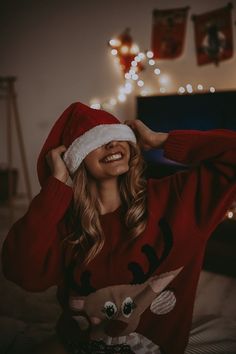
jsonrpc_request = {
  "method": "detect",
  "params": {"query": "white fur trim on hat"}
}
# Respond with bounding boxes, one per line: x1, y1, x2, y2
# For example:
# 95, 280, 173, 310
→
63, 124, 136, 174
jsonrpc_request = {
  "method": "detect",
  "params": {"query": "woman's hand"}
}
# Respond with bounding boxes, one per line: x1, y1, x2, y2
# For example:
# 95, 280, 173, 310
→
125, 119, 169, 150
46, 145, 70, 184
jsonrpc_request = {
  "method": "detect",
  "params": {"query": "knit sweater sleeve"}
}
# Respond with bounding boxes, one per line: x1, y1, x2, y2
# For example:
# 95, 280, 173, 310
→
163, 129, 236, 237
2, 176, 73, 291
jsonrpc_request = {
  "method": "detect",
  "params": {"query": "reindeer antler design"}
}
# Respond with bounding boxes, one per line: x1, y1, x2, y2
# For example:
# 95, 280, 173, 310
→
66, 262, 96, 295
128, 218, 173, 284
66, 218, 173, 293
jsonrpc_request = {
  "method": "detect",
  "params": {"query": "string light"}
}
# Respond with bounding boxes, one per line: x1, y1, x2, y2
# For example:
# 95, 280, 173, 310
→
146, 51, 154, 58
109, 39, 121, 47
90, 102, 101, 109
120, 45, 129, 54
130, 44, 139, 54
138, 52, 146, 60
178, 87, 185, 94
137, 80, 144, 87
154, 68, 161, 75
104, 31, 167, 107
160, 87, 166, 93
111, 49, 118, 56
148, 59, 155, 66
124, 82, 133, 94
118, 93, 126, 102
225, 201, 236, 220
129, 68, 136, 75
90, 32, 220, 111
109, 98, 117, 106
140, 87, 152, 96
125, 73, 131, 80
119, 86, 125, 94
159, 74, 170, 86
186, 84, 193, 93
131, 73, 139, 81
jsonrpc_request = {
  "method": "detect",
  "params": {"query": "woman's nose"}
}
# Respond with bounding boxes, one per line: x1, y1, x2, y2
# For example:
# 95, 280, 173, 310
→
105, 140, 118, 149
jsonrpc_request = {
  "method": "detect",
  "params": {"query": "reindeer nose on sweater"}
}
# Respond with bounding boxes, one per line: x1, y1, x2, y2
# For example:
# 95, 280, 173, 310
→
105, 319, 128, 336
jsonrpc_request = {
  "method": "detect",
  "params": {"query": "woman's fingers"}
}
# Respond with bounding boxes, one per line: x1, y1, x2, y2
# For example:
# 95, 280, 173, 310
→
46, 145, 66, 163
47, 145, 66, 158
125, 119, 144, 130
125, 121, 169, 150
46, 145, 70, 183
125, 120, 156, 150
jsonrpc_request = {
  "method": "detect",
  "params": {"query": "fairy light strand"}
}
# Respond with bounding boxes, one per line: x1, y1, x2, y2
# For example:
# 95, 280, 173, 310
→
90, 30, 220, 108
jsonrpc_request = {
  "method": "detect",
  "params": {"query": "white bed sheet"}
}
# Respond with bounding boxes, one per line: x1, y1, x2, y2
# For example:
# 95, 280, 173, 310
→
186, 271, 236, 354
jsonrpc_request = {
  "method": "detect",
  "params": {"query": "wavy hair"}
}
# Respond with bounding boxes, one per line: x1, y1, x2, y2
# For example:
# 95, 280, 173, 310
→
65, 143, 147, 266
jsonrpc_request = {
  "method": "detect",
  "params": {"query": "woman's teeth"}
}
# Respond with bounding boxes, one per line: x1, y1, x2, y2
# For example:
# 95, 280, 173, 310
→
103, 153, 123, 163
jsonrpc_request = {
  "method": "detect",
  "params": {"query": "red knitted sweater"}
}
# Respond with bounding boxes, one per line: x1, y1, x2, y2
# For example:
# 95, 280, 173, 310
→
2, 130, 236, 354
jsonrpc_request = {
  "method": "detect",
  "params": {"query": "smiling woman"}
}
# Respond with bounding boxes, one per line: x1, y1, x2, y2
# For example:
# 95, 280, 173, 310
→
69, 136, 147, 270
2, 102, 236, 354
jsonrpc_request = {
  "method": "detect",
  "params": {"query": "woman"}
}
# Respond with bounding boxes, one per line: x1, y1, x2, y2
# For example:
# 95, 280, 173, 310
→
2, 102, 236, 354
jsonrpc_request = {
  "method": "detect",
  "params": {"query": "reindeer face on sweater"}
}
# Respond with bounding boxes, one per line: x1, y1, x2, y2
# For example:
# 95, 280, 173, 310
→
69, 267, 182, 340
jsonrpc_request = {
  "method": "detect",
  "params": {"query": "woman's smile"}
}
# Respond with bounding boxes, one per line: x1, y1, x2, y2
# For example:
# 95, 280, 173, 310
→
101, 152, 124, 163
84, 141, 131, 179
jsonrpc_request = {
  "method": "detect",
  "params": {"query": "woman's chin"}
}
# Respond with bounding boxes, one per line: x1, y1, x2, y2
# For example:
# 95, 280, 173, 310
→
106, 164, 130, 177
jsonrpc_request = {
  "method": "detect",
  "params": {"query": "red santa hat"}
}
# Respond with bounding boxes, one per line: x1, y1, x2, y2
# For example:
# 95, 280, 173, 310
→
37, 102, 136, 186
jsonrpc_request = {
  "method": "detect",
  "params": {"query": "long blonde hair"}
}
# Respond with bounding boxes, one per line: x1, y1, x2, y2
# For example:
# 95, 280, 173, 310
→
65, 143, 147, 266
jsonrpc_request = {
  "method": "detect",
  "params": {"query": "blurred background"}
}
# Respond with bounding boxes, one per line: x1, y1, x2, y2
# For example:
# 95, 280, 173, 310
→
0, 1, 236, 353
